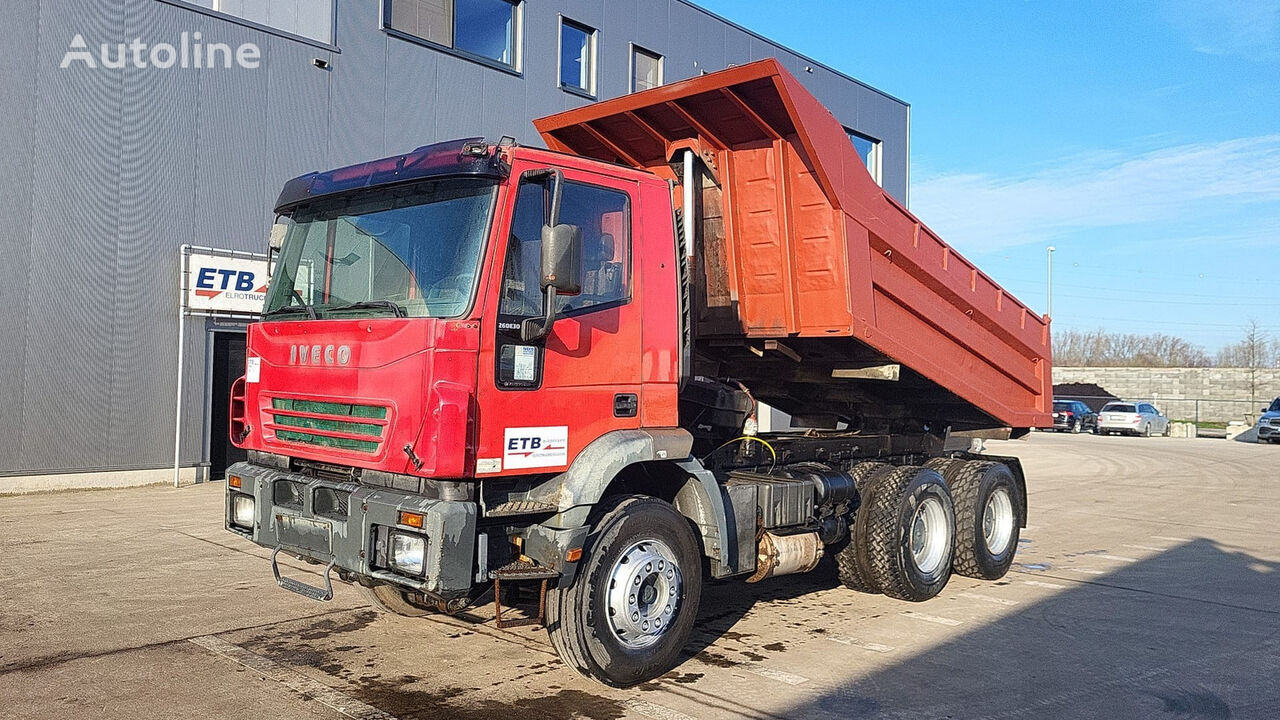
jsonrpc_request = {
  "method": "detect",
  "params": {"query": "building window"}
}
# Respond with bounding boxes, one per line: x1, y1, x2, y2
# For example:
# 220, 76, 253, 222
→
189, 0, 335, 44
387, 0, 521, 70
631, 45, 662, 93
559, 18, 596, 96
846, 128, 882, 185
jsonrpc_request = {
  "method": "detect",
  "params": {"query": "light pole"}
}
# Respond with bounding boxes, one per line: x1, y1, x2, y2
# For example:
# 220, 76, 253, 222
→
1046, 246, 1056, 319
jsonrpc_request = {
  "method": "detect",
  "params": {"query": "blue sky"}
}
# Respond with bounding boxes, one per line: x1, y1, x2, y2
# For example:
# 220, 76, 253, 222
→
698, 0, 1280, 353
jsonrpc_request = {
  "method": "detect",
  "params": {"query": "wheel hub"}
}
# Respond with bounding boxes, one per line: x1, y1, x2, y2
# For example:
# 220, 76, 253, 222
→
983, 487, 1015, 555
909, 497, 949, 575
605, 539, 682, 649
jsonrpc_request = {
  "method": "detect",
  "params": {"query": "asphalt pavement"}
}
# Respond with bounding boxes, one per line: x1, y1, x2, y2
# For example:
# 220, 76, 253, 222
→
2, 432, 1278, 719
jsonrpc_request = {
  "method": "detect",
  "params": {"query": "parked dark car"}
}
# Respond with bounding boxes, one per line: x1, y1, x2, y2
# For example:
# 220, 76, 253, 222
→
1257, 397, 1280, 444
1052, 400, 1098, 433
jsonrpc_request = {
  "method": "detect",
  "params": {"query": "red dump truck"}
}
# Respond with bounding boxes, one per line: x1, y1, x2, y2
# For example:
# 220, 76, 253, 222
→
224, 59, 1052, 686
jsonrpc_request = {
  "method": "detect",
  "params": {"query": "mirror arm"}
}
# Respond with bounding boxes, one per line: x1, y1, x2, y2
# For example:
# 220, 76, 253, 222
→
520, 286, 559, 343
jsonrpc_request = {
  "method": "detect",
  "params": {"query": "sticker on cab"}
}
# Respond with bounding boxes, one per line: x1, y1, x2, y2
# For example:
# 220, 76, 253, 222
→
246, 357, 261, 383
513, 346, 537, 382
503, 426, 568, 469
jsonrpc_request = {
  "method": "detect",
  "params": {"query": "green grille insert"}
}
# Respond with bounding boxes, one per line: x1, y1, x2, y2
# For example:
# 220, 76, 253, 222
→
276, 430, 380, 453
273, 413, 382, 437
269, 397, 388, 453
272, 398, 387, 420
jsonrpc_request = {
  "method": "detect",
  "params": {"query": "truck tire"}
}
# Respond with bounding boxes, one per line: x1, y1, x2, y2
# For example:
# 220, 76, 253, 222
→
834, 462, 895, 593
545, 495, 702, 687
862, 466, 955, 602
941, 461, 1021, 580
362, 584, 434, 617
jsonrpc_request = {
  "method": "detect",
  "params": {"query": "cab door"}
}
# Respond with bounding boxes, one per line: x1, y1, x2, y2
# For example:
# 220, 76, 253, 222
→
474, 163, 643, 476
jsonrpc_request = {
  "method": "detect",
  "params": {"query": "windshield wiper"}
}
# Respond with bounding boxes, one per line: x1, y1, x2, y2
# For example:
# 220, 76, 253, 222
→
326, 300, 407, 318
263, 304, 317, 320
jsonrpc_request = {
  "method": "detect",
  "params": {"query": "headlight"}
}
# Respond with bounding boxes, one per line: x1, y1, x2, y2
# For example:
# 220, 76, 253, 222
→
389, 531, 427, 576
231, 494, 256, 529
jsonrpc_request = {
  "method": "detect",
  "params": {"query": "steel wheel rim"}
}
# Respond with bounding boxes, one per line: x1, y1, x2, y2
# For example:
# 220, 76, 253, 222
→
910, 497, 949, 575
983, 487, 1015, 555
605, 538, 682, 649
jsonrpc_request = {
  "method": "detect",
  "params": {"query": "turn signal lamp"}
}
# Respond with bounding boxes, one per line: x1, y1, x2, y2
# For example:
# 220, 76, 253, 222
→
398, 511, 424, 528
228, 475, 242, 489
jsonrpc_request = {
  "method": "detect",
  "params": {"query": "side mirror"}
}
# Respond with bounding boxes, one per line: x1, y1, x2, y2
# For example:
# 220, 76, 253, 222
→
521, 223, 582, 342
540, 223, 582, 295
519, 167, 584, 342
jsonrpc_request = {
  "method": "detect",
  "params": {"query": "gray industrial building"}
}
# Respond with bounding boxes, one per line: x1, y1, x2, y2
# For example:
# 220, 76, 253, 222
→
0, 0, 909, 489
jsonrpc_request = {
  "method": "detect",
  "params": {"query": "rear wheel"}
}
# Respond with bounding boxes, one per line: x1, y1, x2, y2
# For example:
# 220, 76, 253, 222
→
1142, 423, 1152, 437
546, 495, 702, 687
834, 462, 895, 593
935, 461, 1022, 580
1071, 418, 1082, 434
861, 466, 955, 601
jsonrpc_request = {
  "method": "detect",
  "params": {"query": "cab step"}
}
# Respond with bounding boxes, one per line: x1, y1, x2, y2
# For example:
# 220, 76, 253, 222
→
486, 500, 558, 517
489, 559, 558, 629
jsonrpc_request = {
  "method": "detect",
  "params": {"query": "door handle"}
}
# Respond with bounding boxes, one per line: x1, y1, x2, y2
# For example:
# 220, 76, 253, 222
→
613, 393, 638, 418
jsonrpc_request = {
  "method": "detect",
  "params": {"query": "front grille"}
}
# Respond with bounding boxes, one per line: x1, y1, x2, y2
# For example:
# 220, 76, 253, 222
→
266, 397, 389, 454
1270, 418, 1280, 427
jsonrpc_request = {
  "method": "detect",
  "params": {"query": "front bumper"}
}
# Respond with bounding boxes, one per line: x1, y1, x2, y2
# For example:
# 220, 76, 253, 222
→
1258, 423, 1280, 440
224, 461, 477, 600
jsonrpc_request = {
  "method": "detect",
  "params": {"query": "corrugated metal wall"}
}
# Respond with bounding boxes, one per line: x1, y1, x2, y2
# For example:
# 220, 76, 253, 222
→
0, 0, 908, 476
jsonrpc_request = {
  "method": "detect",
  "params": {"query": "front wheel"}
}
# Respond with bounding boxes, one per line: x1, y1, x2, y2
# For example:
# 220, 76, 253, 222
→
546, 496, 702, 687
362, 584, 435, 616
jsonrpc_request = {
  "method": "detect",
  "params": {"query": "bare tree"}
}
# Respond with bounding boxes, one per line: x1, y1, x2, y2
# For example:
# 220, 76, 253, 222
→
1054, 329, 1210, 367
1215, 319, 1277, 407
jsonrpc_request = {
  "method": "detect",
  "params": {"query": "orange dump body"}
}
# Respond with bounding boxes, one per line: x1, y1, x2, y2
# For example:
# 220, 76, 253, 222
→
535, 59, 1051, 431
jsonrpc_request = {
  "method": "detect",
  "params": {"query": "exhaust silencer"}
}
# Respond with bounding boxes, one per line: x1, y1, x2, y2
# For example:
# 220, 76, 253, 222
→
746, 530, 823, 583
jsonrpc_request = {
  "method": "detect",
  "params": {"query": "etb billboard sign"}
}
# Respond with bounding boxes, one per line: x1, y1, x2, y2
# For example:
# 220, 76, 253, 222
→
184, 250, 270, 314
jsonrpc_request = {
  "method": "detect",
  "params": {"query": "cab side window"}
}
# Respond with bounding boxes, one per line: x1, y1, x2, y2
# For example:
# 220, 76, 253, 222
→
499, 179, 631, 318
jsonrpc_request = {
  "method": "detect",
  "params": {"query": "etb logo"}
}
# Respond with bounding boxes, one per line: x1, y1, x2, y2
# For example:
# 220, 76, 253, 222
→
194, 266, 267, 298
503, 426, 569, 469
507, 436, 545, 453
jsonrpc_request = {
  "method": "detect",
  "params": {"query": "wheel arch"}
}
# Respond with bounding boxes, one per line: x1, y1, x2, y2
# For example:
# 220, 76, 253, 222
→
958, 451, 1029, 528
518, 429, 753, 583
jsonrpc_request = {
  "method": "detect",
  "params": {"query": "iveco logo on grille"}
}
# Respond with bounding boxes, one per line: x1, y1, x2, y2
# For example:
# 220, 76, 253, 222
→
289, 344, 351, 366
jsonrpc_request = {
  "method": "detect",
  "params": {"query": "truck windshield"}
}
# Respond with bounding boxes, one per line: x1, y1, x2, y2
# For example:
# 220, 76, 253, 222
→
264, 178, 497, 319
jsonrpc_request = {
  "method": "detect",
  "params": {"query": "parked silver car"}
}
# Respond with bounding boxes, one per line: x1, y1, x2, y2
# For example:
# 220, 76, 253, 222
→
1256, 398, 1280, 444
1097, 401, 1170, 437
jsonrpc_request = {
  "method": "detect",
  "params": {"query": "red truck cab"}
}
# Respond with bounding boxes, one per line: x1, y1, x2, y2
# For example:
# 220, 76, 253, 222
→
236, 139, 679, 483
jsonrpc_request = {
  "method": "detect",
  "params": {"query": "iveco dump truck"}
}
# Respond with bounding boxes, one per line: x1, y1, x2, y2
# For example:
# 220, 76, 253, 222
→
223, 59, 1052, 686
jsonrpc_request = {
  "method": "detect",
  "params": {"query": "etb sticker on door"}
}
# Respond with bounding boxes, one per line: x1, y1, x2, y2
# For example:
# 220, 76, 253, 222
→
503, 426, 569, 469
